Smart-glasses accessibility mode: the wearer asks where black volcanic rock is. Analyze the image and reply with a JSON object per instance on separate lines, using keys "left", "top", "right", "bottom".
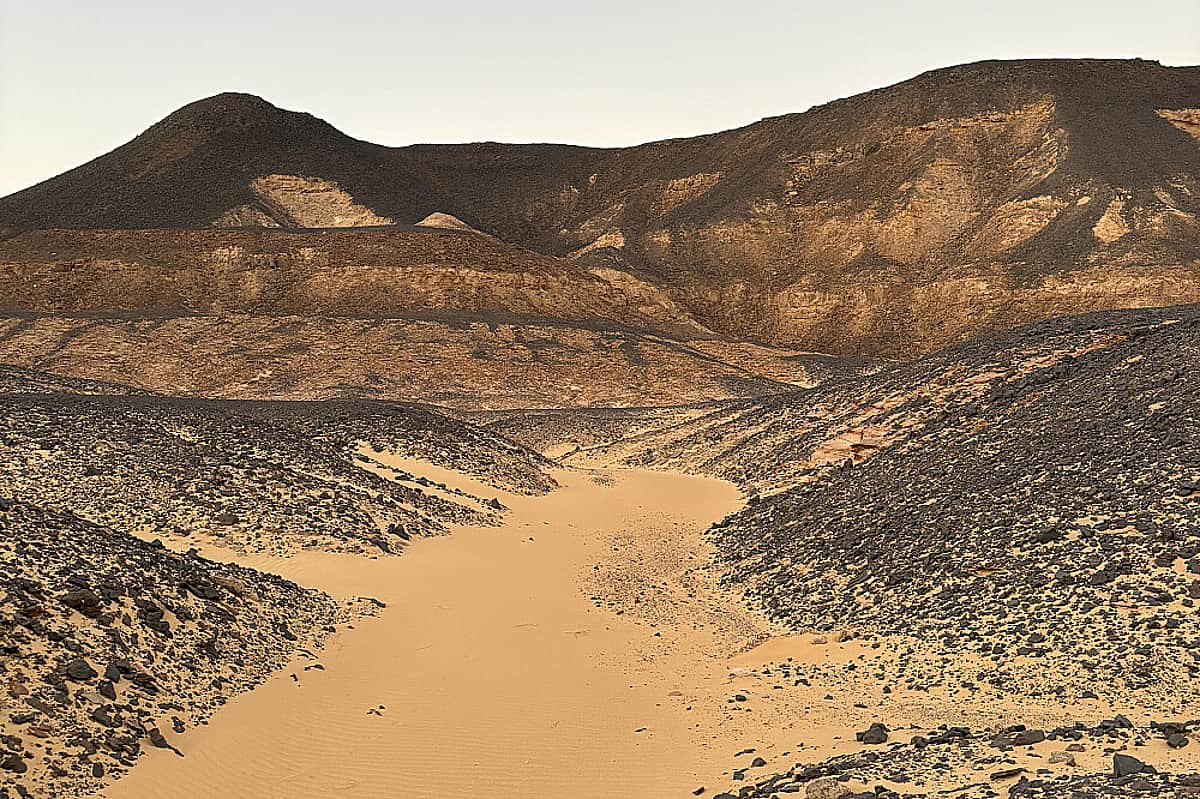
{"left": 63, "top": 659, "right": 97, "bottom": 682}
{"left": 1113, "top": 754, "right": 1149, "bottom": 777}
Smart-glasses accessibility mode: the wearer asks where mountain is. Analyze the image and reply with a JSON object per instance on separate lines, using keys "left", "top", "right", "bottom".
{"left": 3, "top": 59, "right": 1199, "bottom": 355}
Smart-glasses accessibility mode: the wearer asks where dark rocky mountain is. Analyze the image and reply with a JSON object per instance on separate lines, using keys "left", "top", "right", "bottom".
{"left": 3, "top": 59, "right": 1199, "bottom": 355}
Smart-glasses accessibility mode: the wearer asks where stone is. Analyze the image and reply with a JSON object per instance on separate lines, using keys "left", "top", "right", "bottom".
{"left": 806, "top": 777, "right": 852, "bottom": 799}
{"left": 65, "top": 658, "right": 98, "bottom": 682}
{"left": 90, "top": 707, "right": 117, "bottom": 727}
{"left": 1114, "top": 753, "right": 1148, "bottom": 777}
{"left": 0, "top": 753, "right": 27, "bottom": 775}
{"left": 60, "top": 588, "right": 102, "bottom": 617}
{"left": 856, "top": 722, "right": 888, "bottom": 745}
{"left": 1048, "top": 751, "right": 1076, "bottom": 766}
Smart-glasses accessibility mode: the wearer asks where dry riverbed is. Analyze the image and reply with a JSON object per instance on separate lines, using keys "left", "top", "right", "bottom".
{"left": 98, "top": 457, "right": 1200, "bottom": 799}
{"left": 102, "top": 462, "right": 769, "bottom": 798}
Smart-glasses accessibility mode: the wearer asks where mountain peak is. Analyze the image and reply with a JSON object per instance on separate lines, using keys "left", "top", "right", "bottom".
{"left": 153, "top": 92, "right": 288, "bottom": 135}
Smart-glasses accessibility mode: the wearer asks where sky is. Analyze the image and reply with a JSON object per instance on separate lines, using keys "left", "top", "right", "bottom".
{"left": 1, "top": 0, "right": 1198, "bottom": 197}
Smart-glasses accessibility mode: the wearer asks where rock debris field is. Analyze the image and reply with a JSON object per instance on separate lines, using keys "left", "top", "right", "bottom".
{"left": 0, "top": 368, "right": 556, "bottom": 798}
{"left": 500, "top": 306, "right": 1200, "bottom": 798}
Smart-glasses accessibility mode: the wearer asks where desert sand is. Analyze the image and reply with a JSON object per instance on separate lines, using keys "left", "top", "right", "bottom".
{"left": 103, "top": 460, "right": 759, "bottom": 798}
{"left": 96, "top": 455, "right": 1200, "bottom": 799}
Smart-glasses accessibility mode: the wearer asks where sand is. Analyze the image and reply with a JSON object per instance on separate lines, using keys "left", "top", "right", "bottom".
{"left": 98, "top": 459, "right": 1200, "bottom": 799}
{"left": 102, "top": 464, "right": 764, "bottom": 798}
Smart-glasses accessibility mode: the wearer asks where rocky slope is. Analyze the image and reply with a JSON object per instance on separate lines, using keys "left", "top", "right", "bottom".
{"left": 0, "top": 228, "right": 705, "bottom": 337}
{"left": 0, "top": 313, "right": 812, "bottom": 409}
{"left": 483, "top": 304, "right": 1200, "bottom": 798}
{"left": 0, "top": 499, "right": 344, "bottom": 799}
{"left": 0, "top": 367, "right": 558, "bottom": 797}
{"left": 727, "top": 720, "right": 1200, "bottom": 798}
{"left": 0, "top": 226, "right": 823, "bottom": 409}
{"left": 558, "top": 305, "right": 1200, "bottom": 715}
{"left": 0, "top": 369, "right": 556, "bottom": 555}
{"left": 3, "top": 59, "right": 1199, "bottom": 355}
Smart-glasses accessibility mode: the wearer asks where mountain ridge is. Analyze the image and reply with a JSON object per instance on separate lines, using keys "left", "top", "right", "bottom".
{"left": 3, "top": 58, "right": 1199, "bottom": 356}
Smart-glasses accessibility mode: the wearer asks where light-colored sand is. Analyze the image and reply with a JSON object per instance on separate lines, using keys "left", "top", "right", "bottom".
{"left": 102, "top": 465, "right": 764, "bottom": 798}
{"left": 249, "top": 174, "right": 396, "bottom": 228}
{"left": 354, "top": 443, "right": 516, "bottom": 506}
{"left": 414, "top": 212, "right": 481, "bottom": 233}
{"left": 100, "top": 460, "right": 1200, "bottom": 799}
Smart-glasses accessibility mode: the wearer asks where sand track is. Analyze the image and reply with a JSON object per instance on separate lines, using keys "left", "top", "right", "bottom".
{"left": 90, "top": 458, "right": 1200, "bottom": 798}
{"left": 100, "top": 465, "right": 764, "bottom": 799}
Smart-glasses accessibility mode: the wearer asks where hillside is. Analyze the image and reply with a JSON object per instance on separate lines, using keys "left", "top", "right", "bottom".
{"left": 0, "top": 226, "right": 829, "bottom": 409}
{"left": 455, "top": 303, "right": 1200, "bottom": 796}
{"left": 0, "top": 313, "right": 813, "bottom": 408}
{"left": 0, "top": 367, "right": 558, "bottom": 796}
{"left": 0, "top": 228, "right": 705, "bottom": 336}
{"left": 2, "top": 59, "right": 1199, "bottom": 355}
{"left": 536, "top": 304, "right": 1200, "bottom": 705}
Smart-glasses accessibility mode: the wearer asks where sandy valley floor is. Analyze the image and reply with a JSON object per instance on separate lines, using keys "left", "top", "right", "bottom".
{"left": 98, "top": 457, "right": 1200, "bottom": 799}
{"left": 102, "top": 462, "right": 765, "bottom": 798}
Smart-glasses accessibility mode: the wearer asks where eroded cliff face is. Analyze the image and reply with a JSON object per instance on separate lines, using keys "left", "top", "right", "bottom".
{"left": 213, "top": 174, "right": 397, "bottom": 228}
{"left": 561, "top": 99, "right": 1065, "bottom": 268}
{"left": 540, "top": 88, "right": 1198, "bottom": 353}
{"left": 0, "top": 315, "right": 811, "bottom": 409}
{"left": 1159, "top": 108, "right": 1200, "bottom": 142}
{"left": 0, "top": 229, "right": 707, "bottom": 337}
{"left": 413, "top": 65, "right": 1198, "bottom": 355}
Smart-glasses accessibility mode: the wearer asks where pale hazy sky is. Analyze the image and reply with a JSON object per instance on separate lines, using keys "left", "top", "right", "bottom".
{"left": 1, "top": 0, "right": 1197, "bottom": 197}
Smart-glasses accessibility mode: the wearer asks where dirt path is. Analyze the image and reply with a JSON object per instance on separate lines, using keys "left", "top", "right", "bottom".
{"left": 96, "top": 458, "right": 1200, "bottom": 799}
{"left": 101, "top": 464, "right": 780, "bottom": 799}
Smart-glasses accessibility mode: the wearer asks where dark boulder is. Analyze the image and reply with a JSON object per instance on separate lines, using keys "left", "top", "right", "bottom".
{"left": 856, "top": 723, "right": 889, "bottom": 745}
{"left": 64, "top": 658, "right": 98, "bottom": 682}
{"left": 1113, "top": 753, "right": 1150, "bottom": 777}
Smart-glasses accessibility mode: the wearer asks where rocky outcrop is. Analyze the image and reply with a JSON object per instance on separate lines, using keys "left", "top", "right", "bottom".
{"left": 236, "top": 174, "right": 396, "bottom": 228}
{"left": 0, "top": 228, "right": 708, "bottom": 337}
